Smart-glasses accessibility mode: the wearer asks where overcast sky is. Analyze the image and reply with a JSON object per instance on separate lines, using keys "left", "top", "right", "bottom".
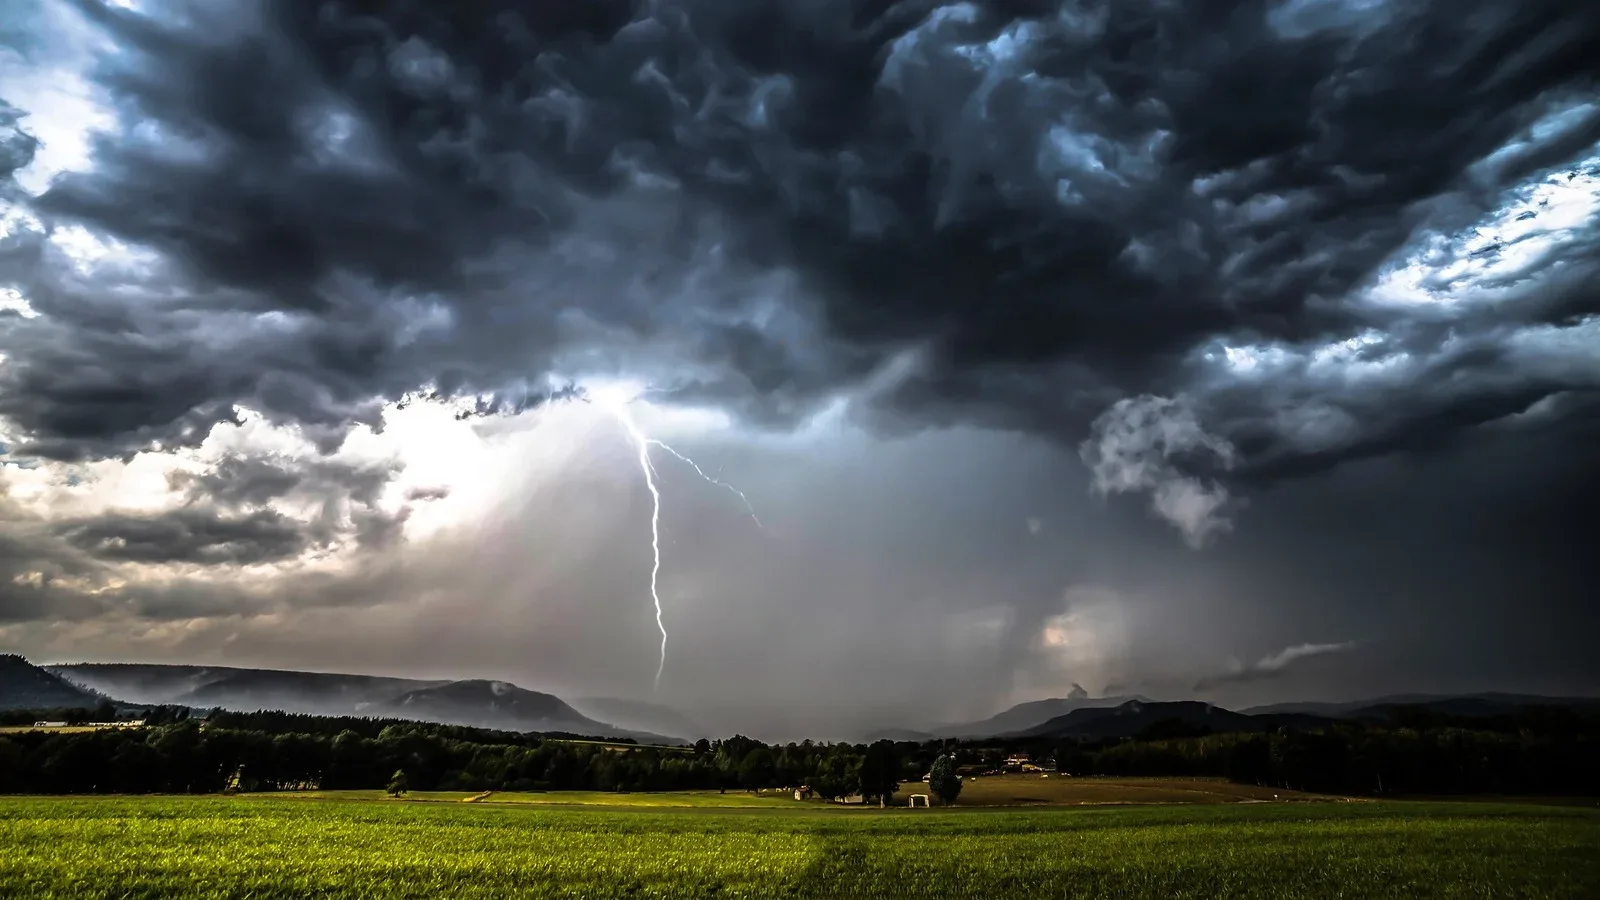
{"left": 1, "top": 0, "right": 1595, "bottom": 739}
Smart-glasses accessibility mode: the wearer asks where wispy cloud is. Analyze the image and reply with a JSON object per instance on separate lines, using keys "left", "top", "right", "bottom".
{"left": 1195, "top": 641, "right": 1359, "bottom": 690}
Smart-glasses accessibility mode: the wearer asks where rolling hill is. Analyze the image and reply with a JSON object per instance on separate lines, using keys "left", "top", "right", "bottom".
{"left": 378, "top": 680, "right": 608, "bottom": 734}
{"left": 937, "top": 695, "right": 1148, "bottom": 738}
{"left": 48, "top": 663, "right": 442, "bottom": 712}
{"left": 0, "top": 655, "right": 106, "bottom": 711}
{"left": 175, "top": 669, "right": 446, "bottom": 717}
{"left": 1019, "top": 700, "right": 1251, "bottom": 739}
{"left": 42, "top": 662, "right": 680, "bottom": 742}
{"left": 45, "top": 663, "right": 232, "bottom": 705}
{"left": 1016, "top": 700, "right": 1333, "bottom": 740}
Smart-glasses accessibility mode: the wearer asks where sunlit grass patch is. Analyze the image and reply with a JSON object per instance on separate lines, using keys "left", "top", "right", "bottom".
{"left": 0, "top": 795, "right": 1595, "bottom": 898}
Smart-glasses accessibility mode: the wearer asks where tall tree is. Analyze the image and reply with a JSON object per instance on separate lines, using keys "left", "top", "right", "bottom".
{"left": 927, "top": 754, "right": 962, "bottom": 806}
{"left": 859, "top": 740, "right": 901, "bottom": 807}
{"left": 738, "top": 748, "right": 776, "bottom": 792}
{"left": 809, "top": 749, "right": 861, "bottom": 801}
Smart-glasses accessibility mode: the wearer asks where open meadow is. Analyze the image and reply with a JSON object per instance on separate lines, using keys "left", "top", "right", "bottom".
{"left": 290, "top": 775, "right": 1327, "bottom": 809}
{"left": 3, "top": 790, "right": 1597, "bottom": 899}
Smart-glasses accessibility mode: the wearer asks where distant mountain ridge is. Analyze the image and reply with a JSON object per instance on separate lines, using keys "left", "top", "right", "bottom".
{"left": 177, "top": 669, "right": 448, "bottom": 716}
{"left": 1016, "top": 694, "right": 1600, "bottom": 741}
{"left": 1243, "top": 693, "right": 1600, "bottom": 719}
{"left": 890, "top": 692, "right": 1600, "bottom": 742}
{"left": 935, "top": 695, "right": 1149, "bottom": 738}
{"left": 380, "top": 679, "right": 617, "bottom": 735}
{"left": 46, "top": 662, "right": 685, "bottom": 743}
{"left": 24, "top": 660, "right": 1597, "bottom": 743}
{"left": 1019, "top": 700, "right": 1264, "bottom": 739}
{"left": 0, "top": 655, "right": 105, "bottom": 711}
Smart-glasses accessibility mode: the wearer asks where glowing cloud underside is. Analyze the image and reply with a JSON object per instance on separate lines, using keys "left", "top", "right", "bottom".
{"left": 587, "top": 386, "right": 762, "bottom": 690}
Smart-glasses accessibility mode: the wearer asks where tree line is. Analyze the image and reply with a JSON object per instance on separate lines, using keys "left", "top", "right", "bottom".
{"left": 1051, "top": 717, "right": 1599, "bottom": 796}
{"left": 0, "top": 704, "right": 1593, "bottom": 798}
{"left": 0, "top": 708, "right": 935, "bottom": 802}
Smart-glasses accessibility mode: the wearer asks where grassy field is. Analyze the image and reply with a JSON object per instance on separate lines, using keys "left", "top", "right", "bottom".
{"left": 294, "top": 788, "right": 806, "bottom": 808}
{"left": 2, "top": 792, "right": 1597, "bottom": 898}
{"left": 287, "top": 775, "right": 1328, "bottom": 809}
{"left": 939, "top": 773, "right": 1322, "bottom": 806}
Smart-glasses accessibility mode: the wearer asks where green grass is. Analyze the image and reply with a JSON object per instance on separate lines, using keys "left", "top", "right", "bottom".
{"left": 2, "top": 795, "right": 1596, "bottom": 898}
{"left": 292, "top": 776, "right": 1331, "bottom": 809}
{"left": 288, "top": 788, "right": 808, "bottom": 808}
{"left": 940, "top": 773, "right": 1325, "bottom": 806}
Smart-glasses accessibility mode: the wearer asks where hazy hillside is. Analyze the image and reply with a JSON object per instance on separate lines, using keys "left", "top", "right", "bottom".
{"left": 570, "top": 697, "right": 704, "bottom": 741}
{"left": 864, "top": 727, "right": 939, "bottom": 743}
{"left": 47, "top": 663, "right": 232, "bottom": 704}
{"left": 49, "top": 663, "right": 443, "bottom": 715}
{"left": 1021, "top": 700, "right": 1261, "bottom": 739}
{"left": 176, "top": 669, "right": 446, "bottom": 716}
{"left": 939, "top": 695, "right": 1148, "bottom": 738}
{"left": 0, "top": 656, "right": 104, "bottom": 711}
{"left": 380, "top": 680, "right": 682, "bottom": 741}
{"left": 44, "top": 662, "right": 675, "bottom": 742}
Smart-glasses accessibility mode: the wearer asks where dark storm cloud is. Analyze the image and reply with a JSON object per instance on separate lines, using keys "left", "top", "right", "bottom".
{"left": 0, "top": 485, "right": 268, "bottom": 626}
{"left": 32, "top": 452, "right": 411, "bottom": 573}
{"left": 55, "top": 507, "right": 310, "bottom": 566}
{"left": 0, "top": 0, "right": 1597, "bottom": 720}
{"left": 0, "top": 518, "right": 105, "bottom": 624}
{"left": 167, "top": 455, "right": 397, "bottom": 509}
{"left": 0, "top": 100, "right": 38, "bottom": 188}
{"left": 163, "top": 453, "right": 419, "bottom": 556}
{"left": 0, "top": 0, "right": 1591, "bottom": 476}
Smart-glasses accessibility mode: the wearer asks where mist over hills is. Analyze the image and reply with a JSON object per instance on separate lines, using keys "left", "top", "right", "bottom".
{"left": 49, "top": 664, "right": 445, "bottom": 716}
{"left": 45, "top": 662, "right": 679, "bottom": 743}
{"left": 8, "top": 659, "right": 1595, "bottom": 743}
{"left": 570, "top": 697, "right": 711, "bottom": 743}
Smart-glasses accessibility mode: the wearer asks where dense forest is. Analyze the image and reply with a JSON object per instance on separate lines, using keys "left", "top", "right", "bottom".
{"left": 1, "top": 705, "right": 1595, "bottom": 798}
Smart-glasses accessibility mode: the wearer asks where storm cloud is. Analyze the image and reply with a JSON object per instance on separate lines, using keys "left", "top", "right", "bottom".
{"left": 0, "top": 0, "right": 1592, "bottom": 465}
{"left": 0, "top": 0, "right": 1596, "bottom": 735}
{"left": 55, "top": 507, "right": 310, "bottom": 566}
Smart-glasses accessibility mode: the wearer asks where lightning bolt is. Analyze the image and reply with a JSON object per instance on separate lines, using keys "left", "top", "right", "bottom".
{"left": 594, "top": 388, "right": 762, "bottom": 691}
{"left": 609, "top": 404, "right": 668, "bottom": 689}
{"left": 644, "top": 439, "right": 763, "bottom": 529}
